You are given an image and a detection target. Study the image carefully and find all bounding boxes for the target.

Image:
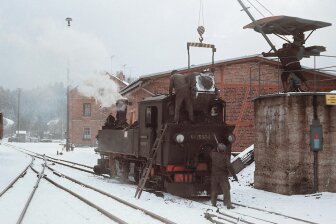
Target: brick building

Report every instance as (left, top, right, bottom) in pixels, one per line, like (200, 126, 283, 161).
(69, 74, 128, 146)
(120, 55, 336, 152)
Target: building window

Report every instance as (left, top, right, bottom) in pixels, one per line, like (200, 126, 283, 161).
(83, 103, 91, 116)
(83, 127, 91, 140)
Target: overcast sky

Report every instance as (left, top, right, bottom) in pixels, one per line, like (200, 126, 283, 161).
(1, 0, 335, 90)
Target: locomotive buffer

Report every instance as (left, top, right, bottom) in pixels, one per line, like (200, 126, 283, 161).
(135, 124, 168, 199)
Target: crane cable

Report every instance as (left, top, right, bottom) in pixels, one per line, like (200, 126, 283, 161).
(244, 0, 290, 42)
(245, 0, 274, 17)
(246, 0, 265, 17)
(198, 0, 204, 27)
(254, 0, 274, 16)
(197, 0, 205, 43)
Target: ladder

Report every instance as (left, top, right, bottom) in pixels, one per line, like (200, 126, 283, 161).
(134, 123, 168, 199)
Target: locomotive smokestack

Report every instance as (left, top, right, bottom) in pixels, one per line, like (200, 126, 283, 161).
(116, 99, 128, 127)
(116, 99, 127, 112)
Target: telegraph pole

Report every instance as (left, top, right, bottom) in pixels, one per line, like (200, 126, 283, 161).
(110, 55, 114, 75)
(123, 64, 127, 76)
(65, 17, 72, 152)
(17, 88, 21, 134)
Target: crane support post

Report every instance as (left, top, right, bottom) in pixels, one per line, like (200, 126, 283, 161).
(236, 0, 277, 52)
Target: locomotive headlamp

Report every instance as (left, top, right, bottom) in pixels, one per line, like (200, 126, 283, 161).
(217, 143, 227, 152)
(227, 134, 236, 143)
(175, 134, 185, 143)
(210, 106, 219, 116)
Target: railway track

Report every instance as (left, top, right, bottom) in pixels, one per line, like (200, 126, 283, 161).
(44, 165, 176, 224)
(204, 208, 282, 224)
(4, 143, 176, 224)
(4, 143, 317, 224)
(198, 198, 317, 224)
(231, 201, 317, 224)
(0, 156, 34, 197)
(0, 155, 46, 224)
(17, 157, 46, 224)
(3, 143, 102, 176)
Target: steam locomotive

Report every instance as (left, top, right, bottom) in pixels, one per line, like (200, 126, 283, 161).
(94, 71, 236, 197)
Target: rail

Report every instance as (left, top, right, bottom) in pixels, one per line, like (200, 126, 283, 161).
(196, 197, 317, 224)
(4, 143, 176, 224)
(0, 157, 34, 197)
(30, 165, 128, 224)
(17, 156, 46, 224)
(3, 143, 106, 178)
(232, 202, 317, 224)
(47, 165, 176, 224)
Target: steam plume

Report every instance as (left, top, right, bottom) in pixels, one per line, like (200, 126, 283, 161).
(77, 74, 125, 108)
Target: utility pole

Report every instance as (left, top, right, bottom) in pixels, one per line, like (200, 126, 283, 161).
(65, 17, 72, 152)
(110, 55, 114, 75)
(17, 88, 21, 135)
(122, 64, 127, 79)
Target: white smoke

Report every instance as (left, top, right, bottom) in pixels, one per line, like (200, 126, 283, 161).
(4, 117, 14, 129)
(77, 74, 125, 108)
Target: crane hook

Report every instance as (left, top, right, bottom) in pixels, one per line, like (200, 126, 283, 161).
(197, 26, 205, 43)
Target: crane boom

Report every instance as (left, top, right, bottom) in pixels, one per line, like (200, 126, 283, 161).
(236, 0, 277, 52)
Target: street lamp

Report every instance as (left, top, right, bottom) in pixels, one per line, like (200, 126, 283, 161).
(65, 17, 72, 27)
(65, 17, 72, 152)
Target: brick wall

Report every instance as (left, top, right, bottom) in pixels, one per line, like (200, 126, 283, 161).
(121, 56, 336, 152)
(69, 88, 114, 146)
(215, 61, 280, 151)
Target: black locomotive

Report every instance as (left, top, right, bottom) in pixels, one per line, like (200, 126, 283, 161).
(94, 72, 236, 197)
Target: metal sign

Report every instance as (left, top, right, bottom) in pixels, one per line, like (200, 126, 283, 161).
(326, 94, 336, 105)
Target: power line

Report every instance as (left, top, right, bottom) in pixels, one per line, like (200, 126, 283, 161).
(246, 0, 265, 17)
(253, 0, 274, 16)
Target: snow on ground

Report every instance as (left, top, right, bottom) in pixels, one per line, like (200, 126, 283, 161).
(24, 168, 116, 224)
(0, 169, 42, 223)
(0, 145, 31, 190)
(13, 141, 100, 167)
(230, 163, 336, 223)
(1, 141, 335, 224)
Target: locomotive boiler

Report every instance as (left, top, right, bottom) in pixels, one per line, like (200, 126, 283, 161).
(94, 71, 236, 197)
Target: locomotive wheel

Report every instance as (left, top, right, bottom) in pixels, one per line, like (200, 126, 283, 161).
(121, 161, 130, 181)
(108, 158, 117, 177)
(133, 163, 142, 183)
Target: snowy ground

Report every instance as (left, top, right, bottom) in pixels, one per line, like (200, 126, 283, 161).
(0, 140, 335, 224)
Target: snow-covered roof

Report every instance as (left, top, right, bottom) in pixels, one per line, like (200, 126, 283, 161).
(106, 73, 129, 86)
(47, 119, 60, 126)
(15, 131, 27, 134)
(3, 117, 14, 128)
